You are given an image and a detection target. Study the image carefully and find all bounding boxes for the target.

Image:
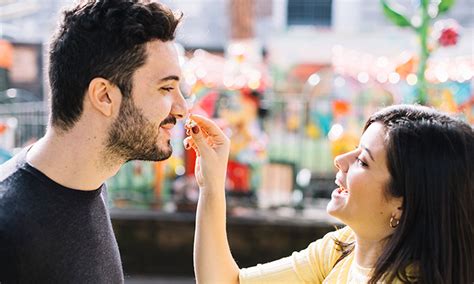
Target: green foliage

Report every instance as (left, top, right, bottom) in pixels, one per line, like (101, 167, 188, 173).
(438, 0, 455, 14)
(381, 0, 412, 27)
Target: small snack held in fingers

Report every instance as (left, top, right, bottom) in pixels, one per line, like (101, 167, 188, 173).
(184, 117, 197, 136)
(185, 117, 197, 130)
(185, 115, 209, 137)
(183, 117, 201, 152)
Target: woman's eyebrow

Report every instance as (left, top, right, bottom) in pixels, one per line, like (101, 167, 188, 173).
(361, 145, 375, 161)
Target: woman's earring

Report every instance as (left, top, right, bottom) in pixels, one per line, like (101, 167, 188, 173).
(390, 215, 400, 228)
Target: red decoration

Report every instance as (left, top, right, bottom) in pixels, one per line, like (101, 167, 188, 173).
(332, 100, 350, 116)
(0, 40, 14, 69)
(0, 124, 6, 134)
(395, 56, 417, 78)
(227, 160, 251, 192)
(197, 91, 219, 116)
(438, 27, 458, 47)
(185, 147, 197, 177)
(290, 63, 326, 81)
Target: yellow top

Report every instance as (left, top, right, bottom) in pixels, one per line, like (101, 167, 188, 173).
(239, 226, 396, 284)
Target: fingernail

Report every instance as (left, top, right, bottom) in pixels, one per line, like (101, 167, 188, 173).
(192, 125, 199, 134)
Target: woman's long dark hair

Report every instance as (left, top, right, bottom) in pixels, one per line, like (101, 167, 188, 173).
(363, 105, 474, 283)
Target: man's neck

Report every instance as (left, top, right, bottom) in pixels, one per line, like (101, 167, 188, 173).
(26, 127, 122, 191)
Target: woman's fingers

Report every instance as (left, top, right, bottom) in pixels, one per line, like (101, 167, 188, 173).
(183, 115, 229, 192)
(188, 122, 213, 156)
(183, 136, 193, 149)
(189, 114, 227, 143)
(183, 136, 200, 156)
(187, 115, 230, 157)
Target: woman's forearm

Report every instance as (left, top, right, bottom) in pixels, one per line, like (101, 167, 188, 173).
(194, 187, 240, 284)
(185, 114, 238, 283)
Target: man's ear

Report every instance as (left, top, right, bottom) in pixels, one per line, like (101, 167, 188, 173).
(87, 78, 121, 117)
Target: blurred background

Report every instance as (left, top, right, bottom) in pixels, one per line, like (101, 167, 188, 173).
(1, 0, 472, 282)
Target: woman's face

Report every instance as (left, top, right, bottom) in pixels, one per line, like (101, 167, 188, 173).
(327, 122, 402, 239)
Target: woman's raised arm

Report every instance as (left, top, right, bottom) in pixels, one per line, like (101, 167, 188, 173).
(185, 114, 240, 284)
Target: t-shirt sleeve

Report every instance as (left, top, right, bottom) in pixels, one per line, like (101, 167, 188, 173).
(239, 227, 352, 284)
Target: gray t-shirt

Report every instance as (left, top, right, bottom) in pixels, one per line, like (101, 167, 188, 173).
(0, 149, 124, 283)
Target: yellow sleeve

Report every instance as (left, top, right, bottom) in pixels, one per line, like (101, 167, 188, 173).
(239, 226, 353, 284)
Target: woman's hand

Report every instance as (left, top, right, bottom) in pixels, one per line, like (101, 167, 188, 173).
(184, 114, 230, 191)
(185, 115, 239, 284)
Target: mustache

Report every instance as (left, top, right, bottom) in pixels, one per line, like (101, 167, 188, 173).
(159, 116, 177, 126)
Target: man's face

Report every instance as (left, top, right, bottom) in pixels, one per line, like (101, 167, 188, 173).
(106, 40, 187, 162)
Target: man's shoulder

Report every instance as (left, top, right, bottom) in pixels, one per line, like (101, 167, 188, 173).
(0, 157, 19, 184)
(0, 154, 26, 198)
(0, 147, 28, 183)
(0, 157, 20, 199)
(0, 159, 23, 236)
(0, 148, 37, 212)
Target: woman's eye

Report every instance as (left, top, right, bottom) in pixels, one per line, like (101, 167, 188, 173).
(356, 157, 368, 167)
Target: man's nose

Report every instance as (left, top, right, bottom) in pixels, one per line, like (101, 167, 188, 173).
(171, 89, 188, 120)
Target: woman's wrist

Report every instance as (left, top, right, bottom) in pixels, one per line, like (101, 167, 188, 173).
(199, 184, 226, 197)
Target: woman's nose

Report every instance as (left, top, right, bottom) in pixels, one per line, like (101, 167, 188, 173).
(334, 152, 350, 173)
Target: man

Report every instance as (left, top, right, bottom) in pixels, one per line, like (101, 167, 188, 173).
(0, 0, 186, 282)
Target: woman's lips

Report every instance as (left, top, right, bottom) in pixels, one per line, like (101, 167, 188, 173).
(333, 178, 349, 199)
(335, 179, 348, 193)
(332, 187, 349, 199)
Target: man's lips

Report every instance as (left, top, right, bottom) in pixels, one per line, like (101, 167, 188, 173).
(160, 116, 177, 128)
(160, 124, 175, 130)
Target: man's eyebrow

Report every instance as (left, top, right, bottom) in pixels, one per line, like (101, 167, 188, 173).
(158, 75, 180, 83)
(361, 145, 375, 162)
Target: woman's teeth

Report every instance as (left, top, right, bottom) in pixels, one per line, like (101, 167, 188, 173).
(337, 187, 349, 194)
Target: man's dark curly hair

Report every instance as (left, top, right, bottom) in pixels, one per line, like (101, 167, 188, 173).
(48, 0, 182, 130)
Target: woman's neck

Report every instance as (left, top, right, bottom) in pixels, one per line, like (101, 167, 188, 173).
(354, 235, 386, 268)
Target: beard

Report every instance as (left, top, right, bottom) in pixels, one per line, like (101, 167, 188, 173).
(105, 96, 175, 162)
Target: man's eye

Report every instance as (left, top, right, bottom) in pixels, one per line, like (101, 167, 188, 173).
(161, 87, 174, 92)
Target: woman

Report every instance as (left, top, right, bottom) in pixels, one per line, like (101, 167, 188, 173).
(184, 105, 474, 283)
